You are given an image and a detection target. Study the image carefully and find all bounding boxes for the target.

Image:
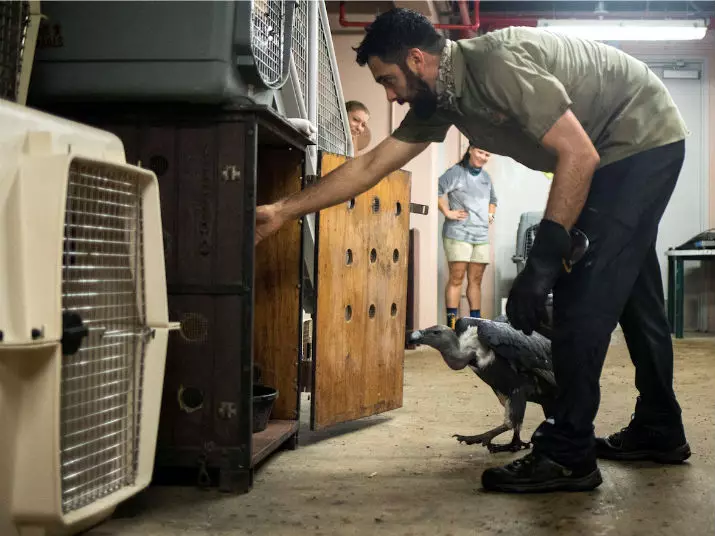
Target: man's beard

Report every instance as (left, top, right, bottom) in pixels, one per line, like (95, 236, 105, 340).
(403, 68, 437, 119)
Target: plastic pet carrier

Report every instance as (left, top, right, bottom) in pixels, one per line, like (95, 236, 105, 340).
(512, 211, 543, 274)
(0, 98, 176, 535)
(28, 0, 295, 104)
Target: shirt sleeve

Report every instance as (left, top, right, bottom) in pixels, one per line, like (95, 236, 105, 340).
(487, 172, 498, 205)
(392, 109, 452, 144)
(477, 45, 573, 142)
(438, 166, 459, 196)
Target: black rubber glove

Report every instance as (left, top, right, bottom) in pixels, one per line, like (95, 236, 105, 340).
(507, 219, 572, 335)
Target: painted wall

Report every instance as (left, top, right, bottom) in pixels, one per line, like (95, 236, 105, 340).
(487, 35, 714, 328)
(436, 137, 500, 324)
(620, 32, 715, 332)
(329, 19, 714, 332)
(483, 158, 552, 315)
(330, 26, 446, 329)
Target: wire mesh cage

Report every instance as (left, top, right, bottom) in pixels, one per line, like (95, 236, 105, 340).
(317, 12, 350, 155)
(291, 0, 309, 103)
(250, 0, 294, 89)
(60, 159, 147, 513)
(0, 0, 30, 102)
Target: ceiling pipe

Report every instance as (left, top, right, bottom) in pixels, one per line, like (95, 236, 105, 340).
(457, 0, 477, 38)
(338, 0, 480, 31)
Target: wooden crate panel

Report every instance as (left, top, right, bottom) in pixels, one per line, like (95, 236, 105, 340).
(313, 153, 411, 429)
(253, 147, 303, 420)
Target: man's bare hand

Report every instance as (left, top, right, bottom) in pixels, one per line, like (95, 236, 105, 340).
(253, 137, 428, 246)
(255, 203, 285, 245)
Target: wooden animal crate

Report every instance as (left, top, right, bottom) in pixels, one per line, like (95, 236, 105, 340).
(30, 102, 414, 493)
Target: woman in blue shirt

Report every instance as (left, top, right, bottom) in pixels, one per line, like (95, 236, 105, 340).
(438, 145, 497, 328)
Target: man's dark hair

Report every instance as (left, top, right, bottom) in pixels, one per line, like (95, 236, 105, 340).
(354, 8, 445, 67)
(346, 100, 370, 115)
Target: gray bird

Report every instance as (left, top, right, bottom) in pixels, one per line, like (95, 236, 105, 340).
(408, 316, 556, 453)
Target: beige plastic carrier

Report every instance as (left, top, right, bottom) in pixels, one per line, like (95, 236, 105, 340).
(0, 97, 177, 536)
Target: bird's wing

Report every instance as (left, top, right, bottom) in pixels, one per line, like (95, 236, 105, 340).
(473, 318, 553, 374)
(455, 317, 480, 338)
(492, 314, 509, 324)
(530, 368, 557, 389)
(455, 315, 509, 339)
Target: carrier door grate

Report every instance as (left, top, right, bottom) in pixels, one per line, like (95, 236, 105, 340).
(60, 160, 147, 513)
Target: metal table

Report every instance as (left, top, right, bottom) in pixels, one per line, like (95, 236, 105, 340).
(666, 248, 715, 339)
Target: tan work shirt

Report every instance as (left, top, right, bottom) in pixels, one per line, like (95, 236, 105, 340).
(392, 27, 689, 171)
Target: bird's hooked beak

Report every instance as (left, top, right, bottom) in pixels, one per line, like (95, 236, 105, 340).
(406, 330, 423, 346)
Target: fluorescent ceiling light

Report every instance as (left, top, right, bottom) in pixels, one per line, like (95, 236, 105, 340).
(537, 19, 708, 41)
(663, 69, 700, 79)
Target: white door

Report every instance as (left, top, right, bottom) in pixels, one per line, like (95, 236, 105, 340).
(648, 62, 709, 332)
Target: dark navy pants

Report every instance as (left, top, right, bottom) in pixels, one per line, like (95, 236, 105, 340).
(532, 140, 686, 466)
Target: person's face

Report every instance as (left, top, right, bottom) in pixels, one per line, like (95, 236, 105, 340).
(368, 50, 438, 119)
(348, 109, 370, 137)
(469, 147, 491, 167)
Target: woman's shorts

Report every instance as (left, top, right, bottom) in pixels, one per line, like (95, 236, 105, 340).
(443, 237, 490, 264)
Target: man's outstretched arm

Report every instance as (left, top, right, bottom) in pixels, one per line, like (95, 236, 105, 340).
(255, 136, 428, 244)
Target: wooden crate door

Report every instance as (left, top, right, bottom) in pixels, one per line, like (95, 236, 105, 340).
(312, 153, 411, 430)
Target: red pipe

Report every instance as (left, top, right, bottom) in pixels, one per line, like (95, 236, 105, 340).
(338, 0, 480, 31)
(457, 0, 477, 38)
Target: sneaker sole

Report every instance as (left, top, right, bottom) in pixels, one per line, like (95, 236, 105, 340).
(597, 443, 691, 464)
(482, 469, 603, 493)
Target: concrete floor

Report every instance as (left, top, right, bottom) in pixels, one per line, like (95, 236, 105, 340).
(88, 332, 715, 536)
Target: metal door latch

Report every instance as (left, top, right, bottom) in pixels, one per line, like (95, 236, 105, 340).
(218, 401, 237, 419)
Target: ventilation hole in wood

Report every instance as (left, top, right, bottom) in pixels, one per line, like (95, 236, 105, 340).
(180, 313, 209, 343)
(372, 196, 380, 213)
(393, 249, 400, 263)
(178, 386, 204, 413)
(391, 303, 398, 317)
(149, 155, 169, 177)
(395, 202, 402, 216)
(369, 304, 376, 318)
(347, 198, 356, 210)
(345, 305, 353, 322)
(370, 248, 377, 263)
(346, 249, 353, 265)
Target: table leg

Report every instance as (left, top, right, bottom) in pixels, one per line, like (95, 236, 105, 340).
(675, 259, 684, 339)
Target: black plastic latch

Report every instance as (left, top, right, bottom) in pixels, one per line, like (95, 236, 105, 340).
(62, 311, 89, 356)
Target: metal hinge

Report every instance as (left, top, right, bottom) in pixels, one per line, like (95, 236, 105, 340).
(221, 165, 241, 182)
(410, 203, 429, 215)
